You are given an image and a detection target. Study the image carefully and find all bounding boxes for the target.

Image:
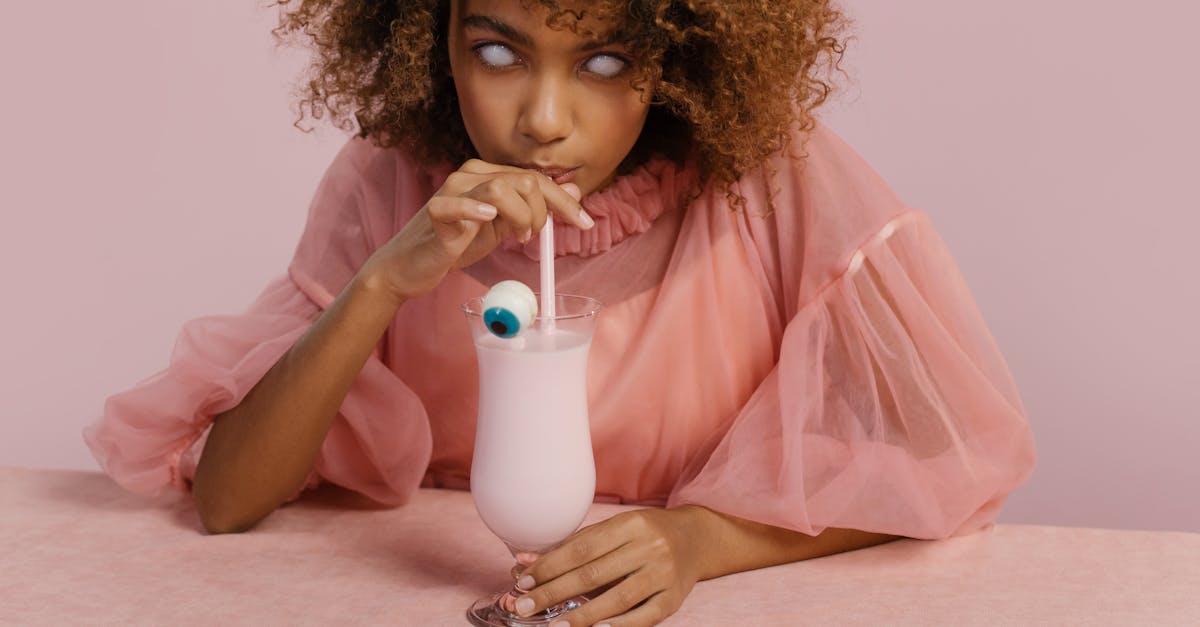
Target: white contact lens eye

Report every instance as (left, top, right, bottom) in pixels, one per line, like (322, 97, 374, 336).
(482, 280, 537, 338)
(584, 54, 626, 78)
(477, 43, 518, 67)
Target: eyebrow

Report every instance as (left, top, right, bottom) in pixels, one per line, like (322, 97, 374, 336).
(461, 14, 623, 52)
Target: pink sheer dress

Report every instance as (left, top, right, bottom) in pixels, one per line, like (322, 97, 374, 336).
(84, 121, 1036, 540)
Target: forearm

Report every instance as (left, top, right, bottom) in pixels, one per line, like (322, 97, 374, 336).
(672, 504, 900, 580)
(192, 272, 404, 534)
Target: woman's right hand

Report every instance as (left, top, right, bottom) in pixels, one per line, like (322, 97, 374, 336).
(358, 159, 594, 304)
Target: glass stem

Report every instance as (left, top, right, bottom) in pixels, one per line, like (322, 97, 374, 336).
(496, 564, 577, 620)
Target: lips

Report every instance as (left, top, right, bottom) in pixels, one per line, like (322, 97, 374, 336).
(512, 163, 580, 185)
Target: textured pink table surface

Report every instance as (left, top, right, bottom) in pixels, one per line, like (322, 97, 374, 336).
(2, 466, 1198, 625)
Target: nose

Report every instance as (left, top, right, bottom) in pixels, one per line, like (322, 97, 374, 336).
(516, 74, 573, 145)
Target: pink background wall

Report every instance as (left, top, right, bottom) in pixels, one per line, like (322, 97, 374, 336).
(1, 2, 1196, 532)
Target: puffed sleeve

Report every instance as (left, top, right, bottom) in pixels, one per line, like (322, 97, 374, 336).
(83, 137, 434, 506)
(668, 124, 1036, 539)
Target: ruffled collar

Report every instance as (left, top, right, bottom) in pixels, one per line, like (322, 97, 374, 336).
(430, 158, 696, 260)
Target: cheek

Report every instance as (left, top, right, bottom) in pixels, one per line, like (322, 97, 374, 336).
(591, 94, 651, 154)
(623, 99, 652, 138)
(454, 77, 509, 151)
(612, 100, 649, 134)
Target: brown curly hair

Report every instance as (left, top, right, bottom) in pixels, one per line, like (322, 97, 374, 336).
(269, 0, 851, 200)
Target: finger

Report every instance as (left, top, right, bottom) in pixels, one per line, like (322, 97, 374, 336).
(529, 175, 593, 230)
(517, 542, 644, 617)
(424, 197, 491, 248)
(457, 158, 501, 175)
(514, 551, 541, 567)
(437, 170, 482, 196)
(537, 572, 665, 627)
(499, 171, 549, 234)
(454, 168, 550, 236)
(560, 182, 582, 201)
(464, 178, 535, 243)
(458, 160, 592, 230)
(520, 522, 631, 591)
(425, 196, 498, 225)
(591, 590, 675, 627)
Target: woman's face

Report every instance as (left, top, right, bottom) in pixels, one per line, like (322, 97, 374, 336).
(447, 0, 652, 196)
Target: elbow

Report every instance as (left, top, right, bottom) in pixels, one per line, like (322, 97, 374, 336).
(192, 481, 264, 535)
(198, 508, 258, 535)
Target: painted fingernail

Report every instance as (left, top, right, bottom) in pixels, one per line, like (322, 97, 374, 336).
(596, 623, 612, 627)
(579, 210, 594, 229)
(515, 551, 541, 565)
(517, 574, 536, 590)
(562, 182, 582, 200)
(521, 229, 532, 243)
(515, 596, 535, 615)
(477, 203, 498, 219)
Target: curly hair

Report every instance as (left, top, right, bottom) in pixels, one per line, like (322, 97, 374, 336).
(269, 0, 851, 202)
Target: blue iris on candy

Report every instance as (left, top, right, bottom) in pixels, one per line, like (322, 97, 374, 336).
(481, 279, 536, 339)
(483, 307, 521, 338)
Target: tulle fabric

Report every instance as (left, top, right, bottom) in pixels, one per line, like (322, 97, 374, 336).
(83, 276, 319, 498)
(668, 212, 1036, 538)
(660, 127, 1037, 539)
(84, 120, 1035, 539)
(84, 140, 437, 506)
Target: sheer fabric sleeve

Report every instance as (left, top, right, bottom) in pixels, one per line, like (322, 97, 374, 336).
(669, 125, 1036, 539)
(83, 138, 433, 506)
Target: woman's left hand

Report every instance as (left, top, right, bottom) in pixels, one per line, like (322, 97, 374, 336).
(511, 506, 710, 626)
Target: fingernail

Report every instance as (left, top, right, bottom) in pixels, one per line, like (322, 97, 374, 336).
(562, 182, 582, 200)
(578, 210, 594, 229)
(522, 229, 532, 243)
(517, 574, 536, 590)
(515, 551, 541, 565)
(477, 203, 498, 219)
(596, 623, 612, 627)
(515, 596, 535, 616)
(549, 621, 570, 627)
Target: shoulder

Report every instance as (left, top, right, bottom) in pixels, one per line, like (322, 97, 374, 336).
(734, 120, 908, 223)
(723, 120, 918, 305)
(310, 135, 451, 243)
(289, 136, 450, 305)
(324, 135, 446, 201)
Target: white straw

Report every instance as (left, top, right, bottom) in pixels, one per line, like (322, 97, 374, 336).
(539, 217, 556, 333)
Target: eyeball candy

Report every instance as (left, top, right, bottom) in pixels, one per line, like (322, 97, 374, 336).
(482, 280, 537, 338)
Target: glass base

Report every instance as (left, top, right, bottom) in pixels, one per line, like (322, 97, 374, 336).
(466, 592, 588, 626)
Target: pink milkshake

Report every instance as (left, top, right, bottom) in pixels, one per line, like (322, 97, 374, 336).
(462, 292, 602, 626)
(470, 329, 595, 552)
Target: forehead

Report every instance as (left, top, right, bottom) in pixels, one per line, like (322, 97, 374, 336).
(456, 0, 621, 43)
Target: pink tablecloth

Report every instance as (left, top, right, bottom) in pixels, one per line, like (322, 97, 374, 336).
(2, 466, 1198, 625)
